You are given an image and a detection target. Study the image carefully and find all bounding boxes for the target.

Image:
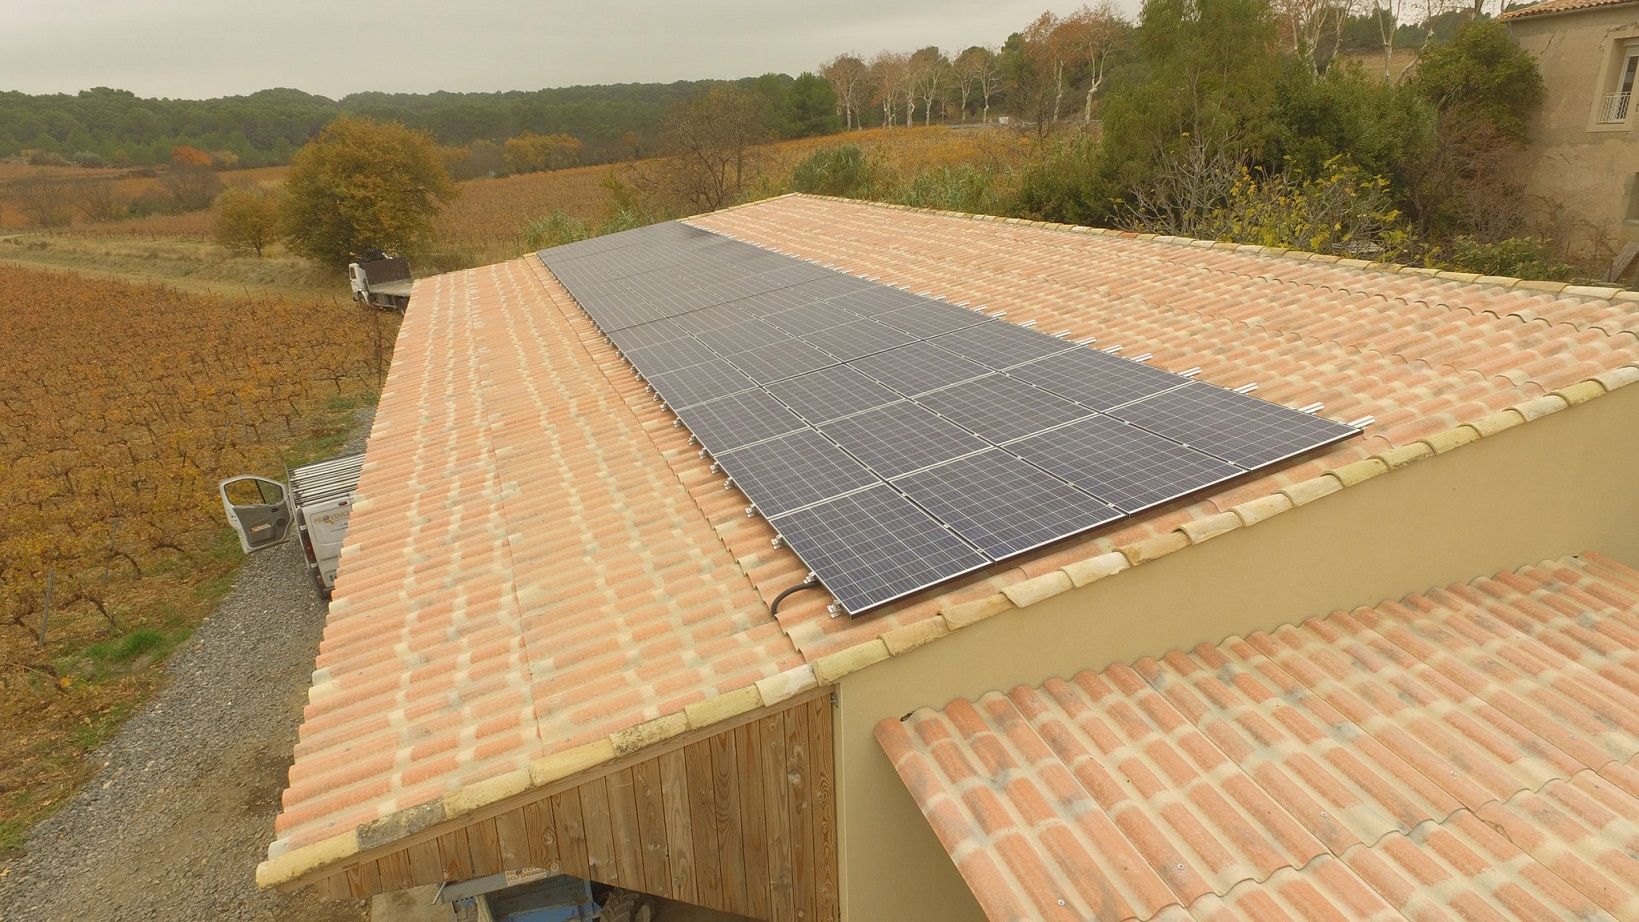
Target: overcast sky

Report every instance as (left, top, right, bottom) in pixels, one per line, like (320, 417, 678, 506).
(1, 1, 1136, 100)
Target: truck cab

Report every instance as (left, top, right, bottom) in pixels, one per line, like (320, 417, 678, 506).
(347, 255, 414, 311)
(220, 453, 364, 600)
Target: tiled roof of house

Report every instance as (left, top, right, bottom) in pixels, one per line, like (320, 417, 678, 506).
(876, 553, 1639, 921)
(1498, 0, 1638, 20)
(263, 194, 1639, 886)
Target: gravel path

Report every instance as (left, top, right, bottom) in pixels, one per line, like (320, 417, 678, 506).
(0, 412, 375, 922)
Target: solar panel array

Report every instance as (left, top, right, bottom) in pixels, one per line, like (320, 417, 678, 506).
(540, 222, 1362, 615)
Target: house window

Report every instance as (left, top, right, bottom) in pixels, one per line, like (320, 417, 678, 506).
(1601, 46, 1639, 124)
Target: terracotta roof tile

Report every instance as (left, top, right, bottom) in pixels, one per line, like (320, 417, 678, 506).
(269, 194, 1639, 876)
(691, 196, 1639, 660)
(876, 554, 1639, 921)
(1499, 0, 1638, 19)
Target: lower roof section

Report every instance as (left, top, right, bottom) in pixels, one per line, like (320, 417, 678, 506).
(875, 553, 1639, 921)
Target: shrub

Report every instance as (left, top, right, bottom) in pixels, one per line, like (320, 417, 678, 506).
(519, 211, 591, 251)
(789, 145, 882, 199)
(1437, 236, 1577, 281)
(213, 186, 283, 256)
(893, 164, 1004, 214)
(1012, 132, 1109, 225)
(1197, 157, 1412, 260)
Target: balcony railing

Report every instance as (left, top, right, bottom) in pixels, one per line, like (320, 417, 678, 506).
(1599, 92, 1632, 124)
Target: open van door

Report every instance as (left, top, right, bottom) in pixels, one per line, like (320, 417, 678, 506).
(220, 475, 292, 553)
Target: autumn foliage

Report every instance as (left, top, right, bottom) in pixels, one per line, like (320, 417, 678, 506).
(0, 267, 396, 827)
(281, 116, 457, 266)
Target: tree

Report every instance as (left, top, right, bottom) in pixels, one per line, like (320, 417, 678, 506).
(1411, 19, 1543, 142)
(214, 186, 283, 256)
(1061, 3, 1131, 122)
(909, 47, 951, 126)
(1273, 0, 1356, 73)
(821, 54, 871, 130)
(789, 72, 843, 136)
(281, 117, 457, 266)
(503, 131, 583, 173)
(869, 53, 910, 127)
(645, 86, 769, 212)
(161, 145, 222, 211)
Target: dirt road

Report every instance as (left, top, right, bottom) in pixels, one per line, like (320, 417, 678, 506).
(0, 422, 372, 922)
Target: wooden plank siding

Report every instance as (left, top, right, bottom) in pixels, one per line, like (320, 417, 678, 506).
(310, 691, 836, 920)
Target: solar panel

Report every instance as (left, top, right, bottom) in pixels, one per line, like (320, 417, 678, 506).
(1008, 414, 1244, 513)
(717, 429, 881, 517)
(695, 320, 794, 355)
(730, 287, 832, 318)
(800, 318, 917, 362)
(673, 388, 806, 454)
(725, 340, 839, 385)
(848, 341, 990, 397)
(767, 365, 900, 424)
(1108, 382, 1360, 468)
(917, 374, 1093, 443)
(606, 320, 687, 353)
(780, 273, 876, 301)
(768, 485, 989, 615)
(645, 360, 756, 409)
(764, 302, 862, 337)
(929, 321, 1079, 370)
(1006, 347, 1187, 411)
(826, 286, 932, 318)
(670, 304, 755, 334)
(623, 336, 722, 377)
(540, 221, 1365, 616)
(816, 401, 989, 479)
(892, 449, 1121, 559)
(875, 301, 990, 338)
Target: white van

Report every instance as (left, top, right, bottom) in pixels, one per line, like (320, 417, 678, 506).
(220, 453, 364, 600)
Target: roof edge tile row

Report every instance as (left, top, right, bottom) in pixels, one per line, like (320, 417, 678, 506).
(744, 194, 1639, 307)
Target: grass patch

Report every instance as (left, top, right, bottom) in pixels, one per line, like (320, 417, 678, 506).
(0, 819, 24, 855)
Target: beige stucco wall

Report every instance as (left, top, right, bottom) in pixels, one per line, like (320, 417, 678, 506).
(832, 381, 1639, 921)
(1510, 7, 1639, 266)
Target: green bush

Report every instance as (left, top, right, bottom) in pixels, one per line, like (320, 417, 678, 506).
(1437, 236, 1577, 281)
(1200, 157, 1412, 261)
(789, 145, 882, 199)
(519, 211, 591, 251)
(893, 164, 1005, 215)
(1012, 132, 1109, 225)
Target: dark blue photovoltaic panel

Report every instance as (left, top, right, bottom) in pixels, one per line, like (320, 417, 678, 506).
(539, 221, 1363, 615)
(767, 485, 989, 615)
(800, 318, 916, 362)
(695, 320, 793, 355)
(848, 341, 989, 397)
(624, 337, 722, 377)
(929, 321, 1078, 370)
(716, 429, 880, 517)
(645, 360, 755, 409)
(1008, 414, 1243, 513)
(816, 401, 988, 479)
(917, 374, 1093, 444)
(1107, 382, 1359, 468)
(673, 389, 806, 454)
(1007, 348, 1188, 411)
(765, 302, 862, 337)
(875, 301, 990, 338)
(607, 320, 688, 353)
(725, 340, 839, 385)
(891, 449, 1121, 559)
(767, 365, 900, 424)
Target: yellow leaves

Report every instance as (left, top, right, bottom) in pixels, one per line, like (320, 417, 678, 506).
(1, 263, 394, 634)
